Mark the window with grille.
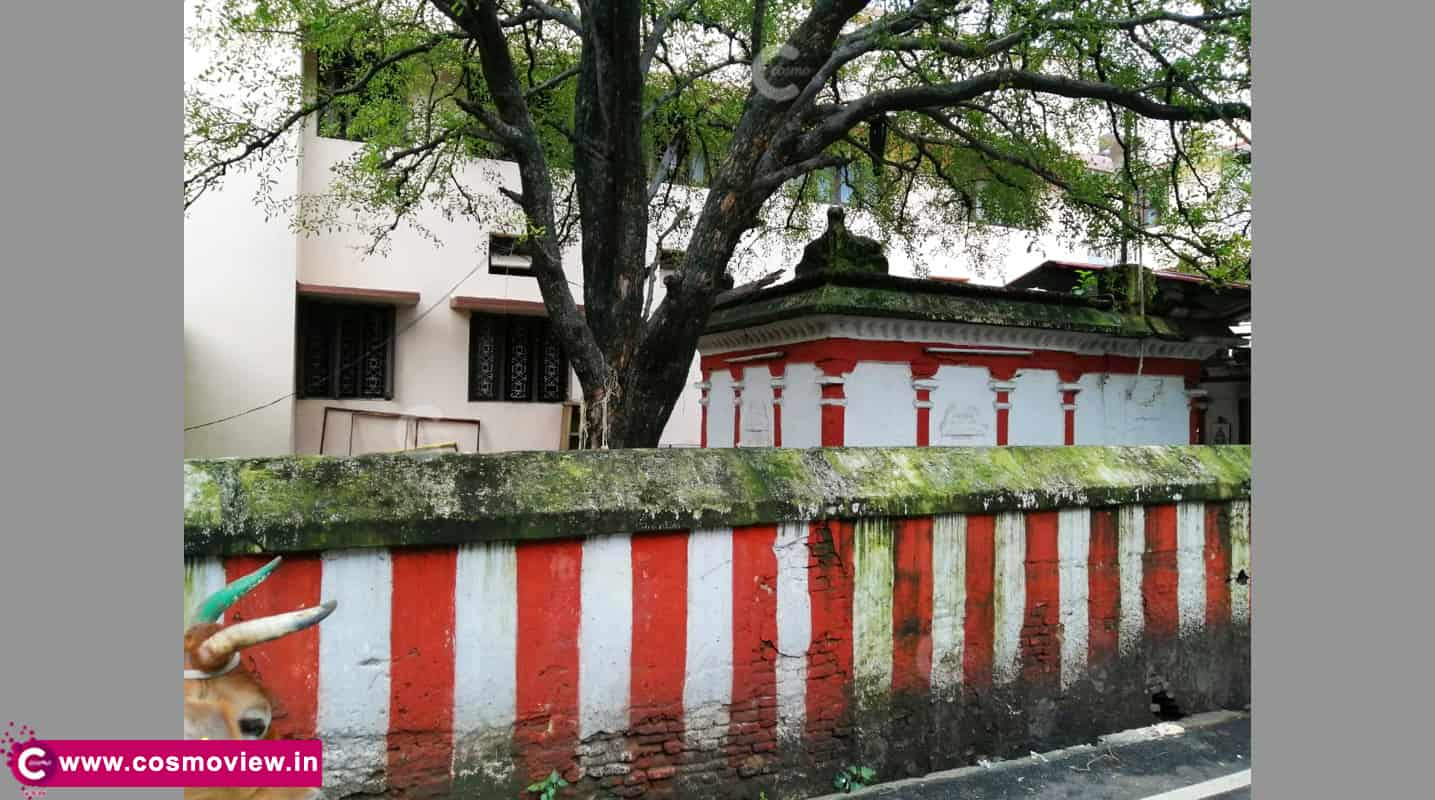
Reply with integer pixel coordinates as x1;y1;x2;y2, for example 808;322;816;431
468;313;569;403
296;299;396;399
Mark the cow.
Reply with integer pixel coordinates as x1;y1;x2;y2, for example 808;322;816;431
183;557;337;800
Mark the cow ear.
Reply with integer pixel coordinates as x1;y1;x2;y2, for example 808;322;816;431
184;701;234;741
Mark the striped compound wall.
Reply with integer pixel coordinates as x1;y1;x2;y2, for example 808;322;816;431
183;447;1251;799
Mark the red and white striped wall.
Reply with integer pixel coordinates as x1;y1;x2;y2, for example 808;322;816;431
183;500;1251;798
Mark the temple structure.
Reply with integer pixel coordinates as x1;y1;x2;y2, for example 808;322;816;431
696;208;1250;449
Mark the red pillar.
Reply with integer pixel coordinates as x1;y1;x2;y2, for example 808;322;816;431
911;360;939;447
697;370;712;449
1186;388;1209;444
729;365;745;448
1059;378;1083;446
989;370;1017;446
768;361;787;448
817;358;856;447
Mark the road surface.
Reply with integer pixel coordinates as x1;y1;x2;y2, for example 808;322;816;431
816;711;1251;800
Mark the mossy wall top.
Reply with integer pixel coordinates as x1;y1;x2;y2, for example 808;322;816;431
183;445;1251;557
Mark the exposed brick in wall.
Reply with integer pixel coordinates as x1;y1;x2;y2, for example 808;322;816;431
1087;509;1122;669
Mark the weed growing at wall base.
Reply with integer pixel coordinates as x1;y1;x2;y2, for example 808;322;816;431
833;765;876;793
527;770;567;800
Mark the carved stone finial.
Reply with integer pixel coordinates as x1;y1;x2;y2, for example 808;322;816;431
794;206;889;278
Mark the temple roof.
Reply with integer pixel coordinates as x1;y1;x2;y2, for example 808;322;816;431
706;269;1238;344
705;206;1245;348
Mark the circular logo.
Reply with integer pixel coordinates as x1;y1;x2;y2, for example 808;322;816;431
10;741;56;786
752;43;803;101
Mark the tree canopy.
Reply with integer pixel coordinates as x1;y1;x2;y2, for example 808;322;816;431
186;0;1251;447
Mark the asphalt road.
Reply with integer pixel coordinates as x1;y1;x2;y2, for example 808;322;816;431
820;712;1251;800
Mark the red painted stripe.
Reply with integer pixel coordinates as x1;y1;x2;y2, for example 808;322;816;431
806;521;854;755
820;388;845;447
730;525;779;770
962;514;996;688
630;531;689;727
995;393;1011;446
912;362;938;448
1022;511;1061;687
388;547;457;797
770;361;786;449
1087;509;1121;667
733;389;743;448
1143;505;1180;641
515;538;583;782
223;555;322;740
891;517;934;695
1062;389;1078;446
1204;504;1232;629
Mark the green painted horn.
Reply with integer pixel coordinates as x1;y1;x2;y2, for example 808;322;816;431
191;556;282;624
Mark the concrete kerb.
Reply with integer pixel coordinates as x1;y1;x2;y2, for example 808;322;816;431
806;709;1251;799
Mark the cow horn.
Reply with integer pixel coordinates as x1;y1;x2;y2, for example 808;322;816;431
192;557;283;624
195;601;337;666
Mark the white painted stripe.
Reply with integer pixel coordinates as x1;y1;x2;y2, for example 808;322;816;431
1227;501;1251;626
992;512;1027;686
1118;505;1146;657
1058;509;1091;690
1138;769;1251;800
1176;502;1207;639
684;528;734;750
929;514;966;696
183;557;227;629
926;346;1036;357
725;350;785;363
580;534;633;738
318;548;392;796
852;518;895;707
452;541;518;782
774;522;811;744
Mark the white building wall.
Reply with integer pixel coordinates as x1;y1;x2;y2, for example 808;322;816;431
1098;374;1189;445
1008;369;1065;446
1073;373;1110;445
738;366;775;447
183;0;300;459
780;364;822;448
844;363;917;447
930;366;997;447
706;371;735;449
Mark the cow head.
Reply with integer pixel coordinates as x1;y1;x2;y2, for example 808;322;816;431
183;557;336;800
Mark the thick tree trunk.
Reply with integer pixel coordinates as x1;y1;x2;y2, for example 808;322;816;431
574;0;650;378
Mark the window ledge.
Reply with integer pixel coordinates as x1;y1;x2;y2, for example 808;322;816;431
451;296;585;316
297;282;420;307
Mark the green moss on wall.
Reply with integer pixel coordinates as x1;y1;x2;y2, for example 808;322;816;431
183;446;1251;557
705;282;1204;341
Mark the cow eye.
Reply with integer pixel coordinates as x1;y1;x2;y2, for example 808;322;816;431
237;713;269;738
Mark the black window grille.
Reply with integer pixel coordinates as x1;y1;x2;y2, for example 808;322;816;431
469;313;569;403
296;298;396;400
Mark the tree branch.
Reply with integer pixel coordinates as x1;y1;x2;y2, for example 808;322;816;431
793;69;1250;163
184;36;446;208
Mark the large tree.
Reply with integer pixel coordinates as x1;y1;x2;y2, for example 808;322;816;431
185;0;1251;447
